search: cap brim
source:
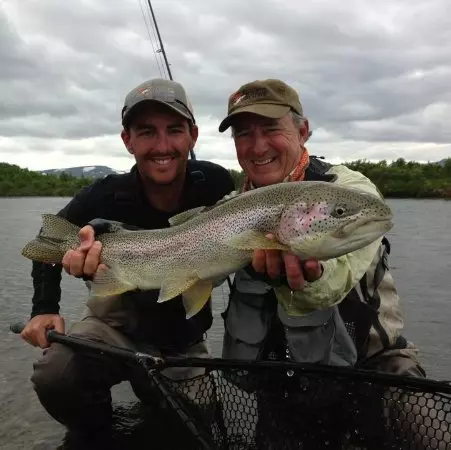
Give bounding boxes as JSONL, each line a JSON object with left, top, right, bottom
{"left": 218, "top": 104, "right": 290, "bottom": 132}
{"left": 122, "top": 99, "right": 193, "bottom": 127}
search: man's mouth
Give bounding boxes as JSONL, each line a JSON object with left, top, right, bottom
{"left": 149, "top": 155, "right": 177, "bottom": 166}
{"left": 152, "top": 158, "right": 173, "bottom": 165}
{"left": 252, "top": 157, "right": 276, "bottom": 166}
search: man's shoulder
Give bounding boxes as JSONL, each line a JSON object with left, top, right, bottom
{"left": 187, "top": 159, "right": 235, "bottom": 203}
{"left": 64, "top": 171, "right": 136, "bottom": 212}
{"left": 84, "top": 170, "right": 134, "bottom": 192}
{"left": 187, "top": 159, "right": 234, "bottom": 189}
{"left": 187, "top": 159, "right": 232, "bottom": 178}
{"left": 326, "top": 164, "right": 384, "bottom": 198}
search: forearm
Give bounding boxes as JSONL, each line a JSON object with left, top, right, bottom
{"left": 29, "top": 182, "right": 100, "bottom": 317}
{"left": 30, "top": 261, "right": 63, "bottom": 317}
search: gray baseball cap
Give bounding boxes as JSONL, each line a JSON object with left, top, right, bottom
{"left": 121, "top": 78, "right": 196, "bottom": 126}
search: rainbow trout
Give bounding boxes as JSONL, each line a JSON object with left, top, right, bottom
{"left": 21, "top": 181, "right": 393, "bottom": 319}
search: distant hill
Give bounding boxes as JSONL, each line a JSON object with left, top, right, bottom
{"left": 436, "top": 159, "right": 448, "bottom": 167}
{"left": 39, "top": 165, "right": 126, "bottom": 178}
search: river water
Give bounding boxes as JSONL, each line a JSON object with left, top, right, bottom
{"left": 0, "top": 197, "right": 450, "bottom": 449}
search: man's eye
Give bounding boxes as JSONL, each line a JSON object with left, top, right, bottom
{"left": 139, "top": 130, "right": 154, "bottom": 136}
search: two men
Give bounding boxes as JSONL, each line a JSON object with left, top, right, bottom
{"left": 22, "top": 76, "right": 425, "bottom": 439}
{"left": 21, "top": 78, "right": 235, "bottom": 440}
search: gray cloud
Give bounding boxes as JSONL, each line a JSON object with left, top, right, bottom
{"left": 0, "top": 0, "right": 450, "bottom": 165}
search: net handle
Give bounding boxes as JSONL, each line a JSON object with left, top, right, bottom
{"left": 9, "top": 321, "right": 218, "bottom": 449}
{"left": 10, "top": 321, "right": 451, "bottom": 395}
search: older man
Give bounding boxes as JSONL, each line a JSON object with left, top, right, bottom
{"left": 217, "top": 78, "right": 425, "bottom": 377}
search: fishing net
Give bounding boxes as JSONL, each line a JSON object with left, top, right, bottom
{"left": 145, "top": 360, "right": 451, "bottom": 450}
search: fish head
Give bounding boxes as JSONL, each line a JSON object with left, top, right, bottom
{"left": 276, "top": 184, "right": 393, "bottom": 260}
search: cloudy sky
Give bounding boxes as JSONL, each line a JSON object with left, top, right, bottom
{"left": 1, "top": 0, "right": 450, "bottom": 172}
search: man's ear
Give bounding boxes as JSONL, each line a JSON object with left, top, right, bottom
{"left": 300, "top": 118, "right": 310, "bottom": 142}
{"left": 121, "top": 129, "right": 134, "bottom": 154}
{"left": 191, "top": 123, "right": 199, "bottom": 145}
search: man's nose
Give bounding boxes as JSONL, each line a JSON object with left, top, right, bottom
{"left": 251, "top": 129, "right": 269, "bottom": 156}
{"left": 153, "top": 132, "right": 171, "bottom": 153}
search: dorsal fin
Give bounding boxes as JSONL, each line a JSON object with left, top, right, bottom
{"left": 168, "top": 206, "right": 206, "bottom": 226}
{"left": 168, "top": 190, "right": 241, "bottom": 227}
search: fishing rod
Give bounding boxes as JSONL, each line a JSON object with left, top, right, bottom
{"left": 145, "top": 1, "right": 196, "bottom": 161}
{"left": 146, "top": 0, "right": 172, "bottom": 81}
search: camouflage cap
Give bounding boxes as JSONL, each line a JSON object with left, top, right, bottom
{"left": 218, "top": 79, "right": 303, "bottom": 132}
{"left": 121, "top": 78, "right": 195, "bottom": 126}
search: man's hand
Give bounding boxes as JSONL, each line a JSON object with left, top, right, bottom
{"left": 62, "top": 225, "right": 106, "bottom": 278}
{"left": 21, "top": 314, "right": 65, "bottom": 348}
{"left": 252, "top": 234, "right": 323, "bottom": 290}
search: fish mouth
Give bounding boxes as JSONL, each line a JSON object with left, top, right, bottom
{"left": 333, "top": 216, "right": 393, "bottom": 238}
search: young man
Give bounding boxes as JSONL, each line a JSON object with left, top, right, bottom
{"left": 218, "top": 78, "right": 425, "bottom": 377}
{"left": 20, "top": 78, "right": 235, "bottom": 441}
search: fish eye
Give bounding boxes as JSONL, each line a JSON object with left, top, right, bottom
{"left": 331, "top": 205, "right": 348, "bottom": 218}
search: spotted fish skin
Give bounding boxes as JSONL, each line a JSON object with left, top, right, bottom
{"left": 21, "top": 180, "right": 393, "bottom": 319}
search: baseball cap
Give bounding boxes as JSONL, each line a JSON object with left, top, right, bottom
{"left": 218, "top": 79, "right": 303, "bottom": 132}
{"left": 121, "top": 78, "right": 195, "bottom": 127}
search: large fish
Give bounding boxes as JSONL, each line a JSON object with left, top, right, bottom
{"left": 21, "top": 181, "right": 393, "bottom": 319}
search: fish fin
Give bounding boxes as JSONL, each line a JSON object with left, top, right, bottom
{"left": 168, "top": 191, "right": 241, "bottom": 227}
{"left": 21, "top": 238, "right": 66, "bottom": 264}
{"left": 90, "top": 267, "right": 135, "bottom": 297}
{"left": 182, "top": 280, "right": 213, "bottom": 319}
{"left": 157, "top": 276, "right": 199, "bottom": 303}
{"left": 21, "top": 214, "right": 80, "bottom": 263}
{"left": 226, "top": 230, "right": 290, "bottom": 251}
{"left": 40, "top": 213, "right": 80, "bottom": 239}
{"left": 168, "top": 206, "right": 206, "bottom": 226}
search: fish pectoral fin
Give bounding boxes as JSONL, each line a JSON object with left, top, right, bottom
{"left": 90, "top": 267, "right": 135, "bottom": 297}
{"left": 168, "top": 206, "right": 206, "bottom": 226}
{"left": 182, "top": 280, "right": 213, "bottom": 319}
{"left": 226, "top": 230, "right": 290, "bottom": 251}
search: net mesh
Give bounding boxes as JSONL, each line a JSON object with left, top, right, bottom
{"left": 151, "top": 363, "right": 451, "bottom": 450}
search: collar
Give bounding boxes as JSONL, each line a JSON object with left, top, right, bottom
{"left": 126, "top": 161, "right": 200, "bottom": 210}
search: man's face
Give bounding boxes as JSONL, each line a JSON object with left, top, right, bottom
{"left": 121, "top": 102, "right": 198, "bottom": 185}
{"left": 232, "top": 112, "right": 308, "bottom": 187}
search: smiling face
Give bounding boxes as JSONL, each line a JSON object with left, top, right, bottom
{"left": 231, "top": 112, "right": 310, "bottom": 187}
{"left": 121, "top": 102, "right": 198, "bottom": 185}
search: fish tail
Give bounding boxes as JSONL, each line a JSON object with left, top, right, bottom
{"left": 21, "top": 214, "right": 81, "bottom": 264}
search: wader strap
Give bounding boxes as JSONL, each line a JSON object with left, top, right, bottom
{"left": 359, "top": 238, "right": 391, "bottom": 349}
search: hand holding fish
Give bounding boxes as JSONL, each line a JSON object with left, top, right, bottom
{"left": 252, "top": 233, "right": 323, "bottom": 290}
{"left": 61, "top": 225, "right": 106, "bottom": 278}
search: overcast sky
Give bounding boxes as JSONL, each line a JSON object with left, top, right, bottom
{"left": 1, "top": 0, "right": 450, "bottom": 172}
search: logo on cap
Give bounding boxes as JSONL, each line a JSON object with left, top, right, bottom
{"left": 230, "top": 92, "right": 246, "bottom": 106}
{"left": 137, "top": 85, "right": 176, "bottom": 103}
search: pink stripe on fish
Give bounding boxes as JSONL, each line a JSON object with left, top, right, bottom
{"left": 277, "top": 202, "right": 330, "bottom": 243}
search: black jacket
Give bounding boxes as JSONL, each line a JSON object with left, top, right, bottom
{"left": 30, "top": 160, "right": 235, "bottom": 350}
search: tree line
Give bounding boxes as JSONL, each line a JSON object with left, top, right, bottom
{"left": 1, "top": 159, "right": 450, "bottom": 198}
